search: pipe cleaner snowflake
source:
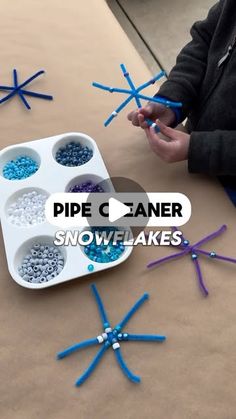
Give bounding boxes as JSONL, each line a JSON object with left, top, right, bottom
{"left": 0, "top": 69, "right": 53, "bottom": 109}
{"left": 57, "top": 283, "right": 166, "bottom": 386}
{"left": 147, "top": 225, "right": 236, "bottom": 297}
{"left": 92, "top": 63, "right": 182, "bottom": 132}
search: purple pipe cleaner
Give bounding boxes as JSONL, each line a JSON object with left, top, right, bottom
{"left": 147, "top": 225, "right": 236, "bottom": 297}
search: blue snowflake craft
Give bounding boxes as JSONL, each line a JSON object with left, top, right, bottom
{"left": 92, "top": 63, "right": 182, "bottom": 132}
{"left": 57, "top": 283, "right": 166, "bottom": 387}
{"left": 0, "top": 69, "right": 53, "bottom": 109}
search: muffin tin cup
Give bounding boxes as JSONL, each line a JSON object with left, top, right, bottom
{"left": 0, "top": 132, "right": 133, "bottom": 289}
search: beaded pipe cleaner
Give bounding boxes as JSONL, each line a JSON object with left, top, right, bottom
{"left": 92, "top": 64, "right": 182, "bottom": 132}
{"left": 147, "top": 225, "right": 236, "bottom": 297}
{"left": 0, "top": 69, "right": 53, "bottom": 109}
{"left": 57, "top": 283, "right": 166, "bottom": 386}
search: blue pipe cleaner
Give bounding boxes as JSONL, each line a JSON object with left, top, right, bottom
{"left": 92, "top": 63, "right": 182, "bottom": 133}
{"left": 57, "top": 283, "right": 166, "bottom": 387}
{"left": 0, "top": 69, "right": 53, "bottom": 109}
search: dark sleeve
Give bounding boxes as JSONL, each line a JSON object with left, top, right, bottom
{"left": 157, "top": 0, "right": 224, "bottom": 119}
{"left": 188, "top": 130, "right": 236, "bottom": 175}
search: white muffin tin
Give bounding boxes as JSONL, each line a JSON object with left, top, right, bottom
{"left": 0, "top": 132, "right": 133, "bottom": 289}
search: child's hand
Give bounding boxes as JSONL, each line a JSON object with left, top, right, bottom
{"left": 127, "top": 103, "right": 176, "bottom": 128}
{"left": 145, "top": 120, "right": 190, "bottom": 163}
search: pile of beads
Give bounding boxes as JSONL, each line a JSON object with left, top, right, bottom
{"left": 2, "top": 156, "right": 39, "bottom": 180}
{"left": 69, "top": 181, "right": 104, "bottom": 193}
{"left": 84, "top": 227, "right": 125, "bottom": 263}
{"left": 7, "top": 190, "right": 48, "bottom": 227}
{"left": 55, "top": 142, "right": 93, "bottom": 167}
{"left": 18, "top": 243, "right": 65, "bottom": 283}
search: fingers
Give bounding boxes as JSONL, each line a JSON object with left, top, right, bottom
{"left": 145, "top": 127, "right": 170, "bottom": 155}
{"left": 139, "top": 105, "right": 153, "bottom": 118}
{"left": 138, "top": 113, "right": 149, "bottom": 129}
{"left": 127, "top": 109, "right": 140, "bottom": 126}
{"left": 156, "top": 119, "right": 178, "bottom": 140}
{"left": 145, "top": 123, "right": 190, "bottom": 163}
{"left": 127, "top": 105, "right": 155, "bottom": 127}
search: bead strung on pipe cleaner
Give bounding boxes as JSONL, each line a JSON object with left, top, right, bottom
{"left": 57, "top": 283, "right": 166, "bottom": 387}
{"left": 0, "top": 69, "right": 53, "bottom": 109}
{"left": 92, "top": 63, "right": 182, "bottom": 133}
{"left": 147, "top": 224, "right": 236, "bottom": 297}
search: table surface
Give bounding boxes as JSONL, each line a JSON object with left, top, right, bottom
{"left": 1, "top": 1, "right": 236, "bottom": 419}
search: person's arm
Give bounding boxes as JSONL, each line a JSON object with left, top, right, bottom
{"left": 157, "top": 0, "right": 224, "bottom": 119}
{"left": 189, "top": 130, "right": 236, "bottom": 175}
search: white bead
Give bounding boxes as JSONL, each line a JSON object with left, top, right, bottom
{"left": 7, "top": 190, "right": 48, "bottom": 227}
{"left": 97, "top": 335, "right": 104, "bottom": 344}
{"left": 151, "top": 123, "right": 156, "bottom": 128}
{"left": 112, "top": 111, "right": 118, "bottom": 117}
{"left": 102, "top": 333, "right": 108, "bottom": 340}
{"left": 112, "top": 342, "right": 120, "bottom": 350}
{"left": 105, "top": 327, "right": 112, "bottom": 333}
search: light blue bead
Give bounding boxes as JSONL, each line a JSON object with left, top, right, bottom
{"left": 87, "top": 264, "right": 94, "bottom": 272}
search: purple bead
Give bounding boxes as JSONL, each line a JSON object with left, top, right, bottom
{"left": 69, "top": 181, "right": 104, "bottom": 193}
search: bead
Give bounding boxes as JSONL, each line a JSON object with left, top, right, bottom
{"left": 102, "top": 333, "right": 108, "bottom": 340}
{"left": 191, "top": 253, "right": 198, "bottom": 260}
{"left": 112, "top": 342, "right": 120, "bottom": 350}
{"left": 210, "top": 251, "right": 216, "bottom": 258}
{"left": 112, "top": 111, "right": 118, "bottom": 117}
{"left": 105, "top": 341, "right": 111, "bottom": 348}
{"left": 7, "top": 190, "right": 47, "bottom": 227}
{"left": 18, "top": 242, "right": 65, "bottom": 284}
{"left": 55, "top": 141, "right": 93, "bottom": 167}
{"left": 87, "top": 264, "right": 94, "bottom": 272}
{"left": 84, "top": 227, "right": 125, "bottom": 264}
{"left": 183, "top": 240, "right": 189, "bottom": 246}
{"left": 97, "top": 335, "right": 104, "bottom": 344}
{"left": 2, "top": 155, "right": 38, "bottom": 180}
{"left": 123, "top": 333, "right": 128, "bottom": 339}
{"left": 105, "top": 327, "right": 112, "bottom": 333}
{"left": 69, "top": 180, "right": 104, "bottom": 193}
{"left": 151, "top": 123, "right": 156, "bottom": 128}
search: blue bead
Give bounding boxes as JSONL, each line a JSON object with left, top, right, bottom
{"left": 87, "top": 264, "right": 94, "bottom": 272}
{"left": 191, "top": 253, "right": 198, "bottom": 260}
{"left": 55, "top": 141, "right": 93, "bottom": 167}
{"left": 2, "top": 155, "right": 38, "bottom": 180}
{"left": 183, "top": 240, "right": 189, "bottom": 246}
